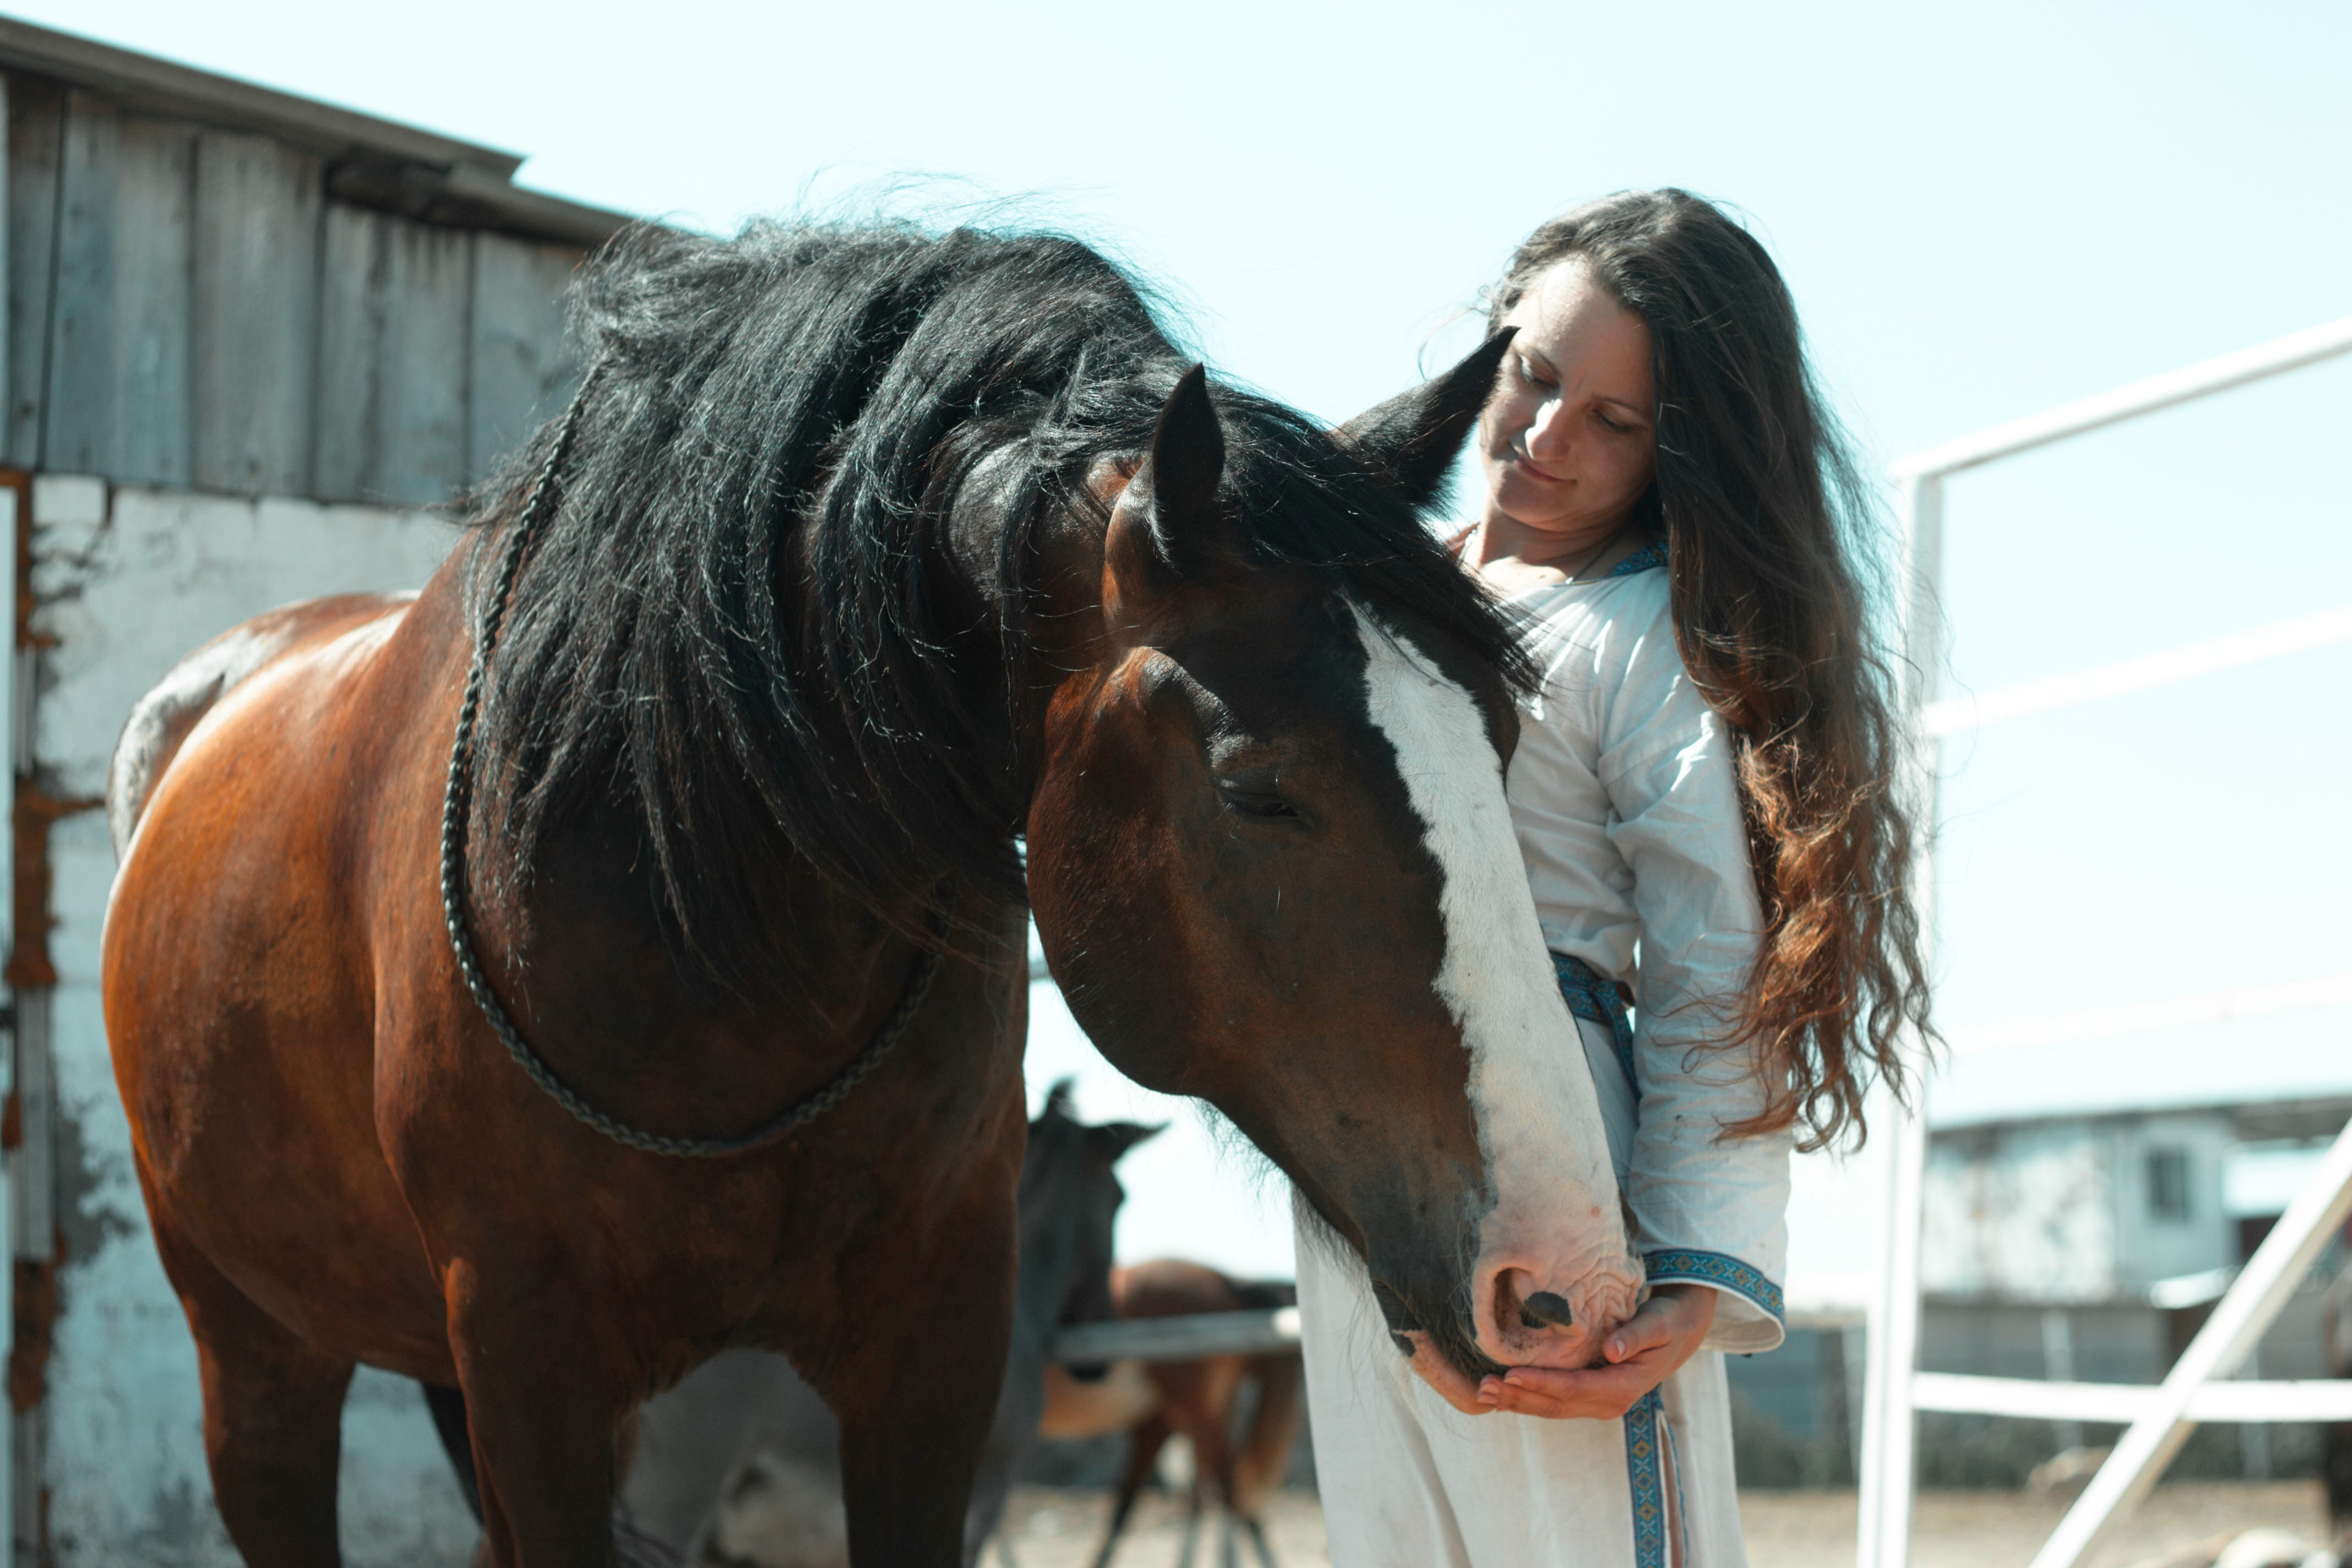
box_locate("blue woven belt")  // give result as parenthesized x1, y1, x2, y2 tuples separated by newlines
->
(1552, 950, 1635, 1082)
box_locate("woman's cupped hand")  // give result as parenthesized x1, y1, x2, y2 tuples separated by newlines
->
(1476, 1283, 1716, 1419)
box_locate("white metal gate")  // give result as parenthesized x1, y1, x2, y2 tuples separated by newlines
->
(1856, 315, 2352, 1568)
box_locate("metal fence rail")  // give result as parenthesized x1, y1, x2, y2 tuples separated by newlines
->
(1050, 1307, 1302, 1364)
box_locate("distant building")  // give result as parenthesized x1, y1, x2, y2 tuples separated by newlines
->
(1925, 1107, 2243, 1304)
(1918, 1096, 2347, 1344)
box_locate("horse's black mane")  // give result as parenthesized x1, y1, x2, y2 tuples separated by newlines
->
(473, 220, 1526, 992)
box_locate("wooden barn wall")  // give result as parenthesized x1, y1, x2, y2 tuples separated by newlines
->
(1, 71, 588, 507)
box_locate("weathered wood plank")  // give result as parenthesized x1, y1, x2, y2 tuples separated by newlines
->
(107, 115, 194, 486)
(43, 93, 195, 486)
(42, 89, 117, 477)
(0, 75, 11, 458)
(192, 131, 320, 496)
(5, 74, 65, 468)
(467, 232, 582, 483)
(313, 204, 472, 507)
(312, 203, 383, 502)
(372, 219, 472, 507)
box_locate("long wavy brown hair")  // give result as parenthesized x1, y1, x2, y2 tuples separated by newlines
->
(1488, 189, 1933, 1149)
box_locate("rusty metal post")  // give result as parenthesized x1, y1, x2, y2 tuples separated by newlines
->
(3, 470, 46, 1568)
(1, 471, 100, 1568)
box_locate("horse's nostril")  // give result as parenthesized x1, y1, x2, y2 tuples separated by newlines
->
(1520, 1291, 1574, 1331)
(1389, 1332, 1415, 1359)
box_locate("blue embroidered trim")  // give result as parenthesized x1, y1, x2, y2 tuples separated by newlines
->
(1645, 1247, 1787, 1321)
(1551, 951, 1635, 1085)
(1610, 535, 1668, 576)
(1625, 1386, 1670, 1568)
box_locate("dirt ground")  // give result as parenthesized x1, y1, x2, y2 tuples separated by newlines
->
(990, 1482, 2335, 1568)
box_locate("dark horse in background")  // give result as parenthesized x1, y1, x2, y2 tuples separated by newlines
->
(101, 221, 1644, 1566)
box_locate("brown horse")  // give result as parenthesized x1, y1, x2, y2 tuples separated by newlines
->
(100, 222, 1643, 1567)
(1041, 1260, 1302, 1568)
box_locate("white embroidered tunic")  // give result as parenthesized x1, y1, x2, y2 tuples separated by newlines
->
(1296, 551, 1791, 1568)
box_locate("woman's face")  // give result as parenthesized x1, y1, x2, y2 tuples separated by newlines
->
(1478, 258, 1657, 551)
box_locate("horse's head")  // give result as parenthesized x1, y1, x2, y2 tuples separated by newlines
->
(1017, 1079, 1162, 1354)
(1025, 341, 1645, 1409)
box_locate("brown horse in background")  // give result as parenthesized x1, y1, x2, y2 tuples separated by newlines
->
(1042, 1260, 1302, 1568)
(101, 222, 1642, 1567)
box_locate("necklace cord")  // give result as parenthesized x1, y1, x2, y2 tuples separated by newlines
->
(437, 365, 943, 1159)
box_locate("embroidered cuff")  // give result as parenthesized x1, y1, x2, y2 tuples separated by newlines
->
(1645, 1248, 1785, 1353)
(1643, 1248, 1783, 1321)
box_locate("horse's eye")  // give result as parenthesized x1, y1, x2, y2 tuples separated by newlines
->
(1219, 787, 1299, 820)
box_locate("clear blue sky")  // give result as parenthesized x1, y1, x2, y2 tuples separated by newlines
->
(31, 1, 2352, 1276)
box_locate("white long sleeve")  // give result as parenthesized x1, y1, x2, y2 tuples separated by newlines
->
(1505, 564, 1792, 1354)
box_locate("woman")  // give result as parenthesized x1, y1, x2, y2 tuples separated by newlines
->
(1295, 189, 1932, 1566)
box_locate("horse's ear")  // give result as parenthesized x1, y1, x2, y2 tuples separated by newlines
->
(1336, 329, 1516, 508)
(1090, 1120, 1166, 1164)
(1103, 365, 1235, 621)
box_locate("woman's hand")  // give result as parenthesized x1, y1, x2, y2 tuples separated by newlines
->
(1475, 1283, 1716, 1419)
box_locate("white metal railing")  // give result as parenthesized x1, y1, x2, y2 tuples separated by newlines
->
(1855, 314, 2352, 1568)
(1050, 1306, 1301, 1364)
(1921, 602, 2352, 738)
(1912, 1369, 2352, 1425)
(1888, 315, 2352, 480)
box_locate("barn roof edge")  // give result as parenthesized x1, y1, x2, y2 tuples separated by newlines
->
(0, 14, 636, 249)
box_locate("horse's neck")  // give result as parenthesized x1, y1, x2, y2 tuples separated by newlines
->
(512, 801, 901, 1027)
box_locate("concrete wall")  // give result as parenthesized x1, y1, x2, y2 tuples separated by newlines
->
(25, 473, 474, 1564)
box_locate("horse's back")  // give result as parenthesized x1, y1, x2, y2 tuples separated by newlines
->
(107, 592, 422, 859)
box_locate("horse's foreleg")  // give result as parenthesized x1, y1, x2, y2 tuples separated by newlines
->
(1174, 1482, 1204, 1568)
(1183, 1398, 1240, 1568)
(834, 1315, 1010, 1565)
(153, 1219, 355, 1566)
(829, 1192, 1016, 1567)
(1093, 1415, 1168, 1568)
(1240, 1512, 1281, 1568)
(445, 1260, 630, 1568)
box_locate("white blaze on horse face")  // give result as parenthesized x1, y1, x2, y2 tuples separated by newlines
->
(1351, 605, 1645, 1372)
